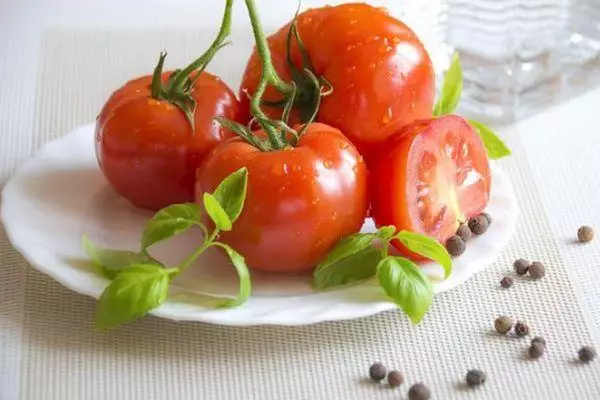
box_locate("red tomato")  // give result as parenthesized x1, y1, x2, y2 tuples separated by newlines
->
(96, 71, 243, 211)
(239, 3, 435, 160)
(370, 115, 491, 256)
(196, 123, 368, 272)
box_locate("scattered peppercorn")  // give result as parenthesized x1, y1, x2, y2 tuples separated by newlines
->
(494, 316, 513, 334)
(500, 276, 514, 288)
(369, 362, 387, 382)
(468, 215, 489, 235)
(531, 336, 546, 348)
(481, 212, 492, 225)
(465, 369, 486, 387)
(528, 261, 546, 280)
(529, 342, 545, 359)
(514, 321, 530, 337)
(387, 370, 404, 388)
(446, 235, 466, 257)
(408, 383, 431, 400)
(577, 226, 594, 243)
(456, 223, 472, 242)
(513, 259, 530, 276)
(578, 346, 597, 363)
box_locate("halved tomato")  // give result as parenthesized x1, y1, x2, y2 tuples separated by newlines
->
(370, 115, 491, 256)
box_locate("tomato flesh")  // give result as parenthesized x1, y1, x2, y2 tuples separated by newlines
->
(370, 115, 491, 255)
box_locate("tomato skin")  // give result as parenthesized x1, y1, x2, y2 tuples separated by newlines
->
(96, 71, 243, 211)
(370, 115, 491, 257)
(196, 123, 368, 272)
(240, 3, 435, 160)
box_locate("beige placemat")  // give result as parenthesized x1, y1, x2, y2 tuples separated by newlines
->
(1, 29, 599, 400)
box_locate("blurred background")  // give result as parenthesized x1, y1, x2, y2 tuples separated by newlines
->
(2, 0, 600, 123)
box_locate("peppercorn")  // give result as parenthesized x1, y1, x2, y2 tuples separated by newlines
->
(577, 226, 594, 243)
(528, 261, 546, 280)
(513, 259, 530, 276)
(387, 370, 404, 388)
(531, 336, 546, 347)
(529, 342, 545, 359)
(514, 321, 530, 337)
(369, 362, 387, 381)
(494, 316, 513, 334)
(481, 212, 492, 225)
(456, 223, 472, 242)
(468, 215, 489, 235)
(446, 235, 466, 257)
(465, 369, 486, 387)
(408, 383, 430, 400)
(500, 276, 514, 288)
(578, 346, 597, 363)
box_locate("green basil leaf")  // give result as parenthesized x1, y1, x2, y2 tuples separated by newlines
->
(433, 52, 463, 116)
(314, 246, 383, 290)
(377, 256, 433, 324)
(377, 226, 396, 240)
(395, 231, 452, 279)
(468, 120, 512, 160)
(95, 263, 173, 330)
(318, 232, 379, 270)
(141, 203, 202, 249)
(212, 243, 251, 308)
(203, 193, 233, 231)
(82, 235, 156, 279)
(212, 167, 248, 224)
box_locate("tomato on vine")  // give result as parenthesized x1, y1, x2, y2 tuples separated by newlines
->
(96, 0, 244, 211)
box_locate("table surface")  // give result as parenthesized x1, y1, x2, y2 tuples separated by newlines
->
(1, 1, 600, 399)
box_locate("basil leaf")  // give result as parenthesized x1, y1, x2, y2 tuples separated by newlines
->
(395, 231, 452, 279)
(142, 203, 202, 249)
(314, 246, 383, 290)
(95, 264, 173, 330)
(212, 167, 248, 224)
(318, 233, 379, 270)
(469, 120, 512, 160)
(377, 226, 396, 240)
(377, 256, 433, 324)
(203, 193, 233, 231)
(82, 235, 156, 279)
(433, 52, 463, 116)
(212, 243, 251, 307)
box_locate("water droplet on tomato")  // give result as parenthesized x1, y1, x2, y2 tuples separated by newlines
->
(349, 19, 358, 25)
(279, 186, 286, 193)
(410, 102, 416, 110)
(293, 164, 302, 172)
(315, 239, 324, 248)
(382, 107, 393, 124)
(312, 197, 320, 205)
(339, 142, 349, 150)
(323, 160, 333, 169)
(332, 211, 338, 220)
(392, 37, 401, 44)
(147, 99, 160, 106)
(369, 63, 376, 70)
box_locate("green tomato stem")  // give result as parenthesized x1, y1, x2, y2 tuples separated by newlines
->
(177, 229, 220, 271)
(170, 0, 235, 92)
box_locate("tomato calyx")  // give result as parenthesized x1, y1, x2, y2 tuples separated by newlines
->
(217, 0, 325, 152)
(148, 0, 234, 134)
(262, 15, 333, 123)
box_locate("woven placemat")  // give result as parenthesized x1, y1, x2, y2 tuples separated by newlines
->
(0, 29, 598, 400)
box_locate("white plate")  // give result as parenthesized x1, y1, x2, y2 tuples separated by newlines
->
(1, 124, 518, 326)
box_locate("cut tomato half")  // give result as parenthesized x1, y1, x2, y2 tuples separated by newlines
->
(370, 115, 491, 257)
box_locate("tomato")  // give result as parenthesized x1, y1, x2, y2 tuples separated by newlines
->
(96, 71, 243, 211)
(239, 3, 435, 160)
(196, 123, 368, 272)
(370, 115, 491, 256)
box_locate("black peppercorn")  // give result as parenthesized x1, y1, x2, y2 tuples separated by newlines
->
(408, 383, 431, 400)
(500, 276, 514, 288)
(456, 223, 472, 242)
(468, 215, 489, 235)
(531, 336, 546, 348)
(514, 321, 530, 337)
(494, 316, 513, 334)
(578, 346, 597, 363)
(577, 226, 594, 243)
(513, 259, 530, 275)
(369, 362, 387, 382)
(387, 370, 404, 388)
(529, 342, 545, 359)
(446, 235, 466, 257)
(465, 369, 486, 387)
(528, 261, 546, 280)
(481, 212, 492, 225)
